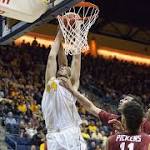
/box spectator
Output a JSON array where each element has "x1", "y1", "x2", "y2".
[
  {"x1": 19, "y1": 127, "x2": 28, "y2": 138},
  {"x1": 0, "y1": 88, "x2": 4, "y2": 98},
  {"x1": 91, "y1": 128, "x2": 103, "y2": 141},
  {"x1": 5, "y1": 111, "x2": 18, "y2": 134},
  {"x1": 25, "y1": 122, "x2": 37, "y2": 138},
  {"x1": 40, "y1": 142, "x2": 46, "y2": 150},
  {"x1": 81, "y1": 128, "x2": 91, "y2": 140},
  {"x1": 30, "y1": 114, "x2": 39, "y2": 128},
  {"x1": 30, "y1": 100, "x2": 39, "y2": 113},
  {"x1": 17, "y1": 101, "x2": 27, "y2": 113},
  {"x1": 5, "y1": 112, "x2": 17, "y2": 126},
  {"x1": 95, "y1": 145, "x2": 102, "y2": 150},
  {"x1": 31, "y1": 128, "x2": 45, "y2": 150},
  {"x1": 88, "y1": 120, "x2": 97, "y2": 133},
  {"x1": 89, "y1": 140, "x2": 97, "y2": 150},
  {"x1": 82, "y1": 115, "x2": 89, "y2": 126},
  {"x1": 32, "y1": 37, "x2": 38, "y2": 47}
]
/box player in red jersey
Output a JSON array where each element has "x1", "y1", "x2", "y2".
[
  {"x1": 105, "y1": 101, "x2": 150, "y2": 150},
  {"x1": 60, "y1": 79, "x2": 150, "y2": 135},
  {"x1": 98, "y1": 94, "x2": 147, "y2": 134},
  {"x1": 106, "y1": 103, "x2": 150, "y2": 135}
]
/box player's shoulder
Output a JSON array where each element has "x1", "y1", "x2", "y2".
[
  {"x1": 140, "y1": 132, "x2": 150, "y2": 139},
  {"x1": 45, "y1": 77, "x2": 59, "y2": 93},
  {"x1": 140, "y1": 132, "x2": 149, "y2": 136}
]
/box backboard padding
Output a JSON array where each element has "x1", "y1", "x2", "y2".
[{"x1": 0, "y1": 0, "x2": 82, "y2": 44}]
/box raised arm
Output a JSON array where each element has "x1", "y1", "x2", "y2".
[
  {"x1": 58, "y1": 43, "x2": 68, "y2": 67},
  {"x1": 45, "y1": 30, "x2": 62, "y2": 86},
  {"x1": 70, "y1": 54, "x2": 81, "y2": 90},
  {"x1": 71, "y1": 87, "x2": 101, "y2": 116},
  {"x1": 70, "y1": 20, "x2": 82, "y2": 90},
  {"x1": 60, "y1": 79, "x2": 101, "y2": 116}
]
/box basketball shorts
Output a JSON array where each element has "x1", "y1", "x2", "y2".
[{"x1": 46, "y1": 126, "x2": 87, "y2": 150}]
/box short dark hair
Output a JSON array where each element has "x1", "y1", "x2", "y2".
[
  {"x1": 122, "y1": 101, "x2": 144, "y2": 134},
  {"x1": 126, "y1": 94, "x2": 143, "y2": 106}
]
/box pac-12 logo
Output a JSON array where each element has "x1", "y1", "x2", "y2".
[{"x1": 0, "y1": 0, "x2": 11, "y2": 14}]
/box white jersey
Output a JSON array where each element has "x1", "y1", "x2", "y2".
[
  {"x1": 42, "y1": 78, "x2": 87, "y2": 150},
  {"x1": 42, "y1": 78, "x2": 82, "y2": 131}
]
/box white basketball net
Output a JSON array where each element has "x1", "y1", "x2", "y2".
[{"x1": 57, "y1": 2, "x2": 99, "y2": 55}]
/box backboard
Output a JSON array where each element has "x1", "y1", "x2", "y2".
[
  {"x1": 0, "y1": 0, "x2": 48, "y2": 22},
  {"x1": 0, "y1": 0, "x2": 82, "y2": 44}
]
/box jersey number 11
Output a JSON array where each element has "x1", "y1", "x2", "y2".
[{"x1": 120, "y1": 142, "x2": 134, "y2": 150}]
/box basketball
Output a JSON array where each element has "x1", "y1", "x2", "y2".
[{"x1": 63, "y1": 12, "x2": 80, "y2": 27}]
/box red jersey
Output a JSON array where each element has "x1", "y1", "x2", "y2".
[
  {"x1": 98, "y1": 111, "x2": 150, "y2": 135},
  {"x1": 108, "y1": 133, "x2": 150, "y2": 150},
  {"x1": 98, "y1": 110, "x2": 119, "y2": 123}
]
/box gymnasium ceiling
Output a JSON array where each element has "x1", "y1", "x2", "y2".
[
  {"x1": 1, "y1": 0, "x2": 150, "y2": 45},
  {"x1": 49, "y1": 0, "x2": 150, "y2": 45},
  {"x1": 88, "y1": 0, "x2": 150, "y2": 45}
]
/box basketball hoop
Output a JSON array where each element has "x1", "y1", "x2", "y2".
[{"x1": 57, "y1": 2, "x2": 99, "y2": 55}]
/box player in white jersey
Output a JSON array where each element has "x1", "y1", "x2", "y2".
[{"x1": 42, "y1": 29, "x2": 86, "y2": 150}]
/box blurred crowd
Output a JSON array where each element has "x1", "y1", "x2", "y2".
[
  {"x1": 0, "y1": 38, "x2": 149, "y2": 150},
  {"x1": 81, "y1": 54, "x2": 150, "y2": 108}
]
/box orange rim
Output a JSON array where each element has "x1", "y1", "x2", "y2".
[
  {"x1": 57, "y1": 2, "x2": 99, "y2": 20},
  {"x1": 75, "y1": 2, "x2": 98, "y2": 9}
]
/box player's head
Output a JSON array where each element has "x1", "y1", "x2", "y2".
[
  {"x1": 118, "y1": 94, "x2": 143, "y2": 111},
  {"x1": 57, "y1": 65, "x2": 71, "y2": 79},
  {"x1": 121, "y1": 101, "x2": 144, "y2": 134}
]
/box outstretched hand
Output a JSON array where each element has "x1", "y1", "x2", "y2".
[
  {"x1": 59, "y1": 78, "x2": 74, "y2": 93},
  {"x1": 108, "y1": 119, "x2": 124, "y2": 132}
]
